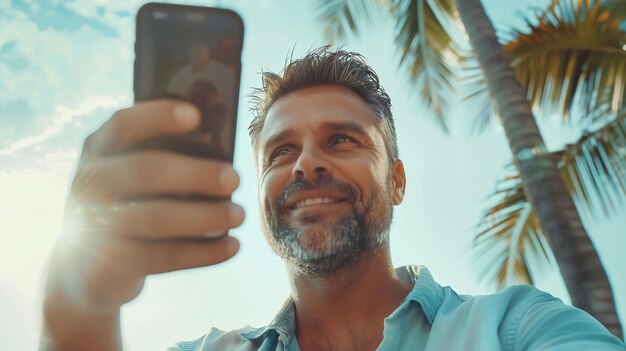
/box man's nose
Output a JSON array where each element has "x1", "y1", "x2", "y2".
[{"x1": 292, "y1": 146, "x2": 331, "y2": 180}]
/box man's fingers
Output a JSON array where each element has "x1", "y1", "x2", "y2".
[
  {"x1": 141, "y1": 236, "x2": 240, "y2": 274},
  {"x1": 71, "y1": 151, "x2": 239, "y2": 203},
  {"x1": 79, "y1": 236, "x2": 240, "y2": 298},
  {"x1": 106, "y1": 199, "x2": 245, "y2": 239},
  {"x1": 98, "y1": 236, "x2": 241, "y2": 276},
  {"x1": 86, "y1": 100, "x2": 200, "y2": 157}
]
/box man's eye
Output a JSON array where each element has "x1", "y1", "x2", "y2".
[
  {"x1": 332, "y1": 135, "x2": 355, "y2": 144},
  {"x1": 270, "y1": 147, "x2": 291, "y2": 161}
]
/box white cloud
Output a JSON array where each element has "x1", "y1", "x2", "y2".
[
  {"x1": 66, "y1": 0, "x2": 143, "y2": 16},
  {"x1": 1, "y1": 2, "x2": 135, "y2": 124},
  {"x1": 0, "y1": 95, "x2": 127, "y2": 156}
]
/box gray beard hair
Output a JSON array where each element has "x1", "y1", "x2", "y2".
[{"x1": 262, "y1": 175, "x2": 393, "y2": 275}]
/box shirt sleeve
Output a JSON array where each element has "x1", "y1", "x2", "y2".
[{"x1": 513, "y1": 292, "x2": 625, "y2": 350}]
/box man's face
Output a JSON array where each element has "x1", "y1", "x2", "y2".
[
  {"x1": 191, "y1": 45, "x2": 210, "y2": 69},
  {"x1": 256, "y1": 85, "x2": 405, "y2": 275}
]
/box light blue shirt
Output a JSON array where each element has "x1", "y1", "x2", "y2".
[{"x1": 169, "y1": 266, "x2": 625, "y2": 350}]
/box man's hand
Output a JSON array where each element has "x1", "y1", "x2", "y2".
[{"x1": 41, "y1": 100, "x2": 244, "y2": 350}]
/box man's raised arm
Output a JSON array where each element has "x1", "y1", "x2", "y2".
[{"x1": 39, "y1": 100, "x2": 244, "y2": 350}]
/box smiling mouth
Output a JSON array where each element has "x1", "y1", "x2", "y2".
[{"x1": 294, "y1": 197, "x2": 344, "y2": 209}]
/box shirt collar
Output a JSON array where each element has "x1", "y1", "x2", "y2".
[
  {"x1": 394, "y1": 265, "x2": 445, "y2": 324},
  {"x1": 240, "y1": 265, "x2": 444, "y2": 342},
  {"x1": 240, "y1": 298, "x2": 296, "y2": 344}
]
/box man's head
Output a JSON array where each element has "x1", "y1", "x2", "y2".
[
  {"x1": 249, "y1": 47, "x2": 398, "y2": 163},
  {"x1": 190, "y1": 42, "x2": 211, "y2": 70},
  {"x1": 249, "y1": 48, "x2": 405, "y2": 275}
]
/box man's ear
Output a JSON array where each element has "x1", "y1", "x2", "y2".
[{"x1": 391, "y1": 159, "x2": 406, "y2": 205}]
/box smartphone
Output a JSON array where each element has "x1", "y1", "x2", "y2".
[{"x1": 134, "y1": 3, "x2": 244, "y2": 162}]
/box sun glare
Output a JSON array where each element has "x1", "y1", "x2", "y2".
[
  {"x1": 0, "y1": 166, "x2": 71, "y2": 349},
  {"x1": 0, "y1": 168, "x2": 69, "y2": 282}
]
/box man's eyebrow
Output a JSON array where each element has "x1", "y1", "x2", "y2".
[
  {"x1": 261, "y1": 129, "x2": 296, "y2": 155},
  {"x1": 319, "y1": 121, "x2": 370, "y2": 137}
]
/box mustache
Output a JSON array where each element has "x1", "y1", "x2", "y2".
[{"x1": 276, "y1": 176, "x2": 357, "y2": 209}]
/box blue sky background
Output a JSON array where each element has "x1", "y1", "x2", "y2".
[{"x1": 1, "y1": 0, "x2": 625, "y2": 349}]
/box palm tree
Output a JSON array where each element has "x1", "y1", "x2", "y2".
[
  {"x1": 457, "y1": 0, "x2": 625, "y2": 338},
  {"x1": 316, "y1": 0, "x2": 625, "y2": 337},
  {"x1": 472, "y1": 0, "x2": 626, "y2": 289}
]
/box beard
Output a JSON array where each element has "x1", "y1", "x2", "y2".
[{"x1": 260, "y1": 174, "x2": 394, "y2": 275}]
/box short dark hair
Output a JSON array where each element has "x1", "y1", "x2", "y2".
[{"x1": 248, "y1": 47, "x2": 398, "y2": 162}]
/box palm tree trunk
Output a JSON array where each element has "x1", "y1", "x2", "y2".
[{"x1": 455, "y1": 0, "x2": 623, "y2": 339}]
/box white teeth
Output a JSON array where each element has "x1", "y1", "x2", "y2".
[{"x1": 296, "y1": 197, "x2": 336, "y2": 208}]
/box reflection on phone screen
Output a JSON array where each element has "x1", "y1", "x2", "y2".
[{"x1": 136, "y1": 7, "x2": 242, "y2": 162}]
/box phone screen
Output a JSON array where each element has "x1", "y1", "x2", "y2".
[{"x1": 135, "y1": 4, "x2": 243, "y2": 162}]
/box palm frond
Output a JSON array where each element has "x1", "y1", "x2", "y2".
[
  {"x1": 473, "y1": 168, "x2": 553, "y2": 289},
  {"x1": 561, "y1": 110, "x2": 626, "y2": 220},
  {"x1": 474, "y1": 110, "x2": 626, "y2": 288},
  {"x1": 390, "y1": 0, "x2": 463, "y2": 130},
  {"x1": 461, "y1": 63, "x2": 495, "y2": 135},
  {"x1": 316, "y1": 0, "x2": 387, "y2": 43},
  {"x1": 508, "y1": 0, "x2": 626, "y2": 122},
  {"x1": 461, "y1": 0, "x2": 626, "y2": 133},
  {"x1": 315, "y1": 0, "x2": 463, "y2": 130}
]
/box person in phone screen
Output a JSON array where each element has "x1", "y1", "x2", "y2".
[
  {"x1": 187, "y1": 79, "x2": 227, "y2": 157},
  {"x1": 168, "y1": 42, "x2": 235, "y2": 112}
]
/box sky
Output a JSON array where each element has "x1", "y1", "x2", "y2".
[{"x1": 1, "y1": 0, "x2": 625, "y2": 349}]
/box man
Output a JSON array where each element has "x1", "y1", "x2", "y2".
[
  {"x1": 168, "y1": 42, "x2": 235, "y2": 110},
  {"x1": 187, "y1": 79, "x2": 229, "y2": 157},
  {"x1": 41, "y1": 48, "x2": 625, "y2": 350}
]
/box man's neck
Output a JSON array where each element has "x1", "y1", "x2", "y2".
[{"x1": 288, "y1": 247, "x2": 412, "y2": 350}]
